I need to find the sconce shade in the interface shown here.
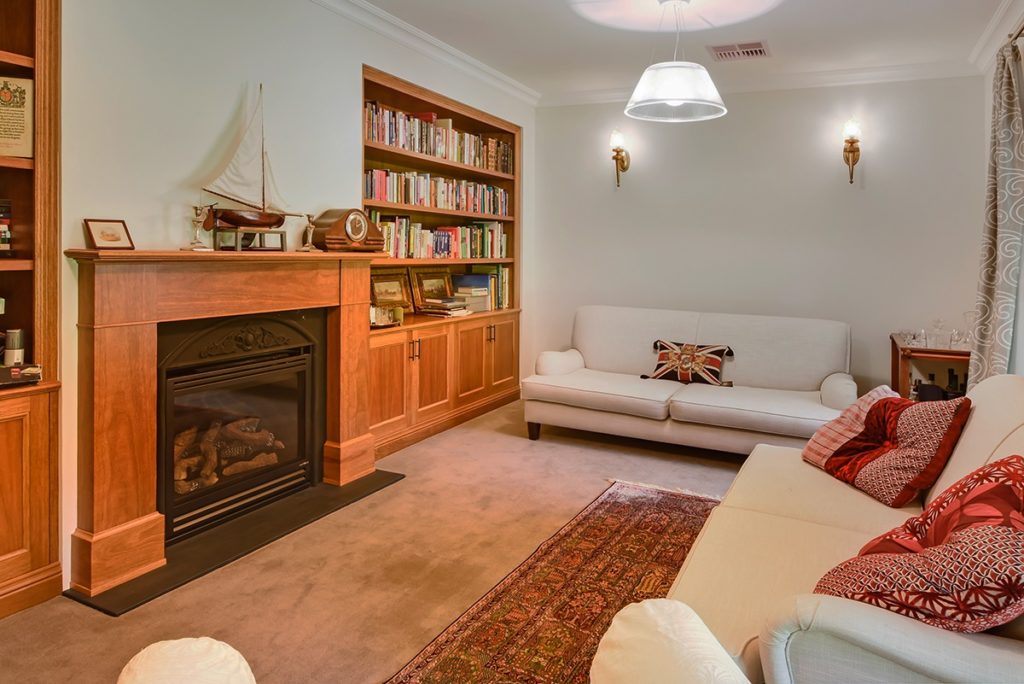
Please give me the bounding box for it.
[609,129,626,150]
[625,61,727,123]
[843,119,862,140]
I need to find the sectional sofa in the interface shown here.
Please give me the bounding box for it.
[591,374,1024,683]
[522,305,858,453]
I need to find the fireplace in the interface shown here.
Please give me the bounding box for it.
[157,310,326,543]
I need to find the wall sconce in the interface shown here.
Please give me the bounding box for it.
[610,129,630,188]
[843,119,861,184]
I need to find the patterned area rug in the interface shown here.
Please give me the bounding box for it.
[388,482,719,683]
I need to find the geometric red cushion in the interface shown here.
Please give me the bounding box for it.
[803,390,972,507]
[815,455,1024,633]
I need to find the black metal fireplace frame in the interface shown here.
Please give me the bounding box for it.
[156,311,326,544]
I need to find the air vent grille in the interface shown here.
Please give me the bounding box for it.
[707,42,770,62]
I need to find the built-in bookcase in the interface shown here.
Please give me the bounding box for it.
[0,0,59,372]
[0,0,61,620]
[362,66,521,457]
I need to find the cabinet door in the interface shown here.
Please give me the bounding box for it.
[411,325,453,422]
[0,394,50,586]
[455,318,490,407]
[368,331,412,437]
[488,315,519,395]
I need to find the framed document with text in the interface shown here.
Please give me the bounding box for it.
[0,78,32,158]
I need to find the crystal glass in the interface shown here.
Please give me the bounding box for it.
[927,318,948,349]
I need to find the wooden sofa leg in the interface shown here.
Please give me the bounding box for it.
[527,422,541,440]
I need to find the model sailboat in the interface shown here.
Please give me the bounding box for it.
[202,85,299,232]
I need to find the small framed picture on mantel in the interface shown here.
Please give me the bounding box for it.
[83,218,135,250]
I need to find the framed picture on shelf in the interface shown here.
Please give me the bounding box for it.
[370,268,413,313]
[410,268,453,311]
[83,218,135,250]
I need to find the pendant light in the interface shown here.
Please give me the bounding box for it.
[625,0,727,123]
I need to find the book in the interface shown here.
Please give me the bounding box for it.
[456,287,489,296]
[453,293,491,313]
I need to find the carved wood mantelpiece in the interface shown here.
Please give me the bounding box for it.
[66,249,377,596]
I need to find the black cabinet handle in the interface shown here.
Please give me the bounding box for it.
[415,339,422,359]
[409,339,416,360]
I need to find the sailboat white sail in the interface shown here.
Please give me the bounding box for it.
[204,85,297,215]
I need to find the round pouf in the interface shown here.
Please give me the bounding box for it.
[118,637,256,684]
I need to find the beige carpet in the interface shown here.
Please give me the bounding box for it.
[0,402,741,683]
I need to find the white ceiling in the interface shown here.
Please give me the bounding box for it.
[360,0,1012,105]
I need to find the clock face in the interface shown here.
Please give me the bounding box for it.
[345,211,368,242]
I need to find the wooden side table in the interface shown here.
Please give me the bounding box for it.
[889,333,970,398]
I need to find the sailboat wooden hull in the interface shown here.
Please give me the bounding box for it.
[204,209,285,230]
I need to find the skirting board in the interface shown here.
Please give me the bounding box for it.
[63,469,404,616]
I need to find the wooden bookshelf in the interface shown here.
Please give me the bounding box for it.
[363,65,522,458]
[0,0,61,619]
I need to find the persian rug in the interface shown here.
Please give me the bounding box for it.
[387,482,719,683]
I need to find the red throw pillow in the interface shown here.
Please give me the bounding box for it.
[802,387,972,507]
[815,456,1024,633]
[641,341,733,386]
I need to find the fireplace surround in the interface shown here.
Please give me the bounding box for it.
[67,250,377,597]
[157,311,326,542]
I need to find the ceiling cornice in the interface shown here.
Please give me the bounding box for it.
[970,0,1024,73]
[539,62,983,108]
[308,0,541,106]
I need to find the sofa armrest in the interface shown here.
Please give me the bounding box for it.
[535,349,585,376]
[819,373,858,411]
[592,599,750,684]
[760,594,1024,684]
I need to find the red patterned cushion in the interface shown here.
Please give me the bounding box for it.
[815,456,1024,633]
[802,388,972,507]
[641,341,733,386]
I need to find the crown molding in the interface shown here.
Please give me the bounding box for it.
[539,62,982,107]
[308,0,541,106]
[970,0,1024,73]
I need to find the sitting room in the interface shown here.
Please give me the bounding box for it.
[0,0,1022,682]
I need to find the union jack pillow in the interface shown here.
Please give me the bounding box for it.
[815,455,1024,633]
[642,341,733,386]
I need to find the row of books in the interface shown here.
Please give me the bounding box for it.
[365,169,510,217]
[455,268,511,312]
[370,213,507,260]
[364,102,513,174]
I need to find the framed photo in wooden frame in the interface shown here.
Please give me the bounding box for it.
[409,268,453,311]
[370,268,414,313]
[83,218,135,250]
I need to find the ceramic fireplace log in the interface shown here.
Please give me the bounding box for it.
[199,421,223,479]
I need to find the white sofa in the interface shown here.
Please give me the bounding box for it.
[523,306,858,454]
[592,374,1024,684]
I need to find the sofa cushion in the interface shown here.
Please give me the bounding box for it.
[816,455,1024,634]
[804,394,973,508]
[667,506,871,681]
[642,341,734,386]
[927,374,1024,505]
[669,385,839,438]
[521,369,680,420]
[803,385,900,468]
[721,444,922,535]
[569,306,850,391]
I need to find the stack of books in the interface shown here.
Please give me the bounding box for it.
[419,297,471,318]
[364,169,510,217]
[453,267,511,310]
[370,212,508,260]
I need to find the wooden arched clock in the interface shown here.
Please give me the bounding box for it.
[310,208,385,252]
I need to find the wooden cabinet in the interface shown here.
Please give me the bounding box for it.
[0,0,61,617]
[0,385,60,618]
[369,324,456,439]
[455,313,518,408]
[370,311,520,457]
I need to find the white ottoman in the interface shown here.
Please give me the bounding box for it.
[118,637,256,684]
[591,599,750,684]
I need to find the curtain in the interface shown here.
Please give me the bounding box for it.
[969,42,1024,388]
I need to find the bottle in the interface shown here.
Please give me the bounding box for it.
[3,329,24,366]
[946,369,959,398]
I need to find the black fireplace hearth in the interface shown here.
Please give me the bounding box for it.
[157,310,326,542]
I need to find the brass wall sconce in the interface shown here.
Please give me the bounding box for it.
[610,129,630,188]
[843,119,861,184]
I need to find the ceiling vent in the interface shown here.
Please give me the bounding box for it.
[707,42,770,62]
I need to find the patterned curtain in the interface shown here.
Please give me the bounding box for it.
[970,42,1024,389]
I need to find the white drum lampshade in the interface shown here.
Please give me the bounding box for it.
[625,61,727,122]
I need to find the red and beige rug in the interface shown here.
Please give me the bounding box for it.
[388,482,719,683]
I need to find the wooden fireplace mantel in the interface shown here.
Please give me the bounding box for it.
[67,249,378,596]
